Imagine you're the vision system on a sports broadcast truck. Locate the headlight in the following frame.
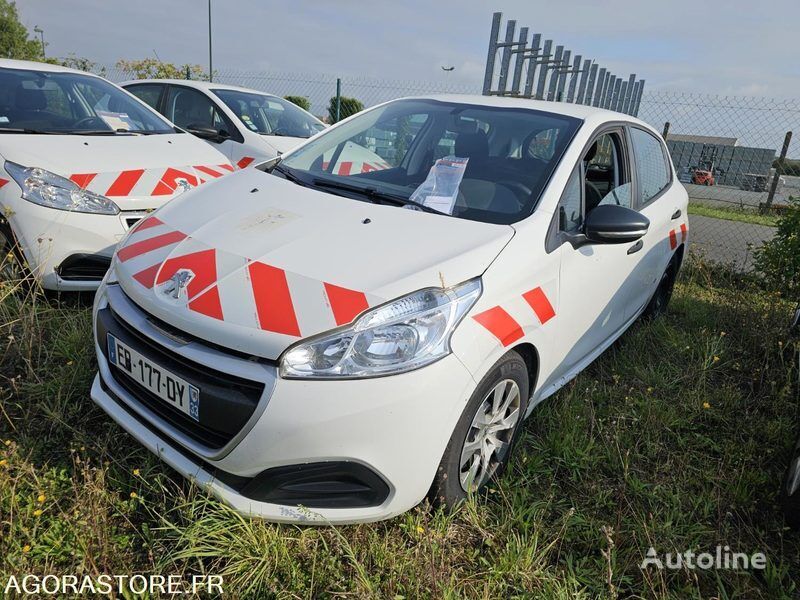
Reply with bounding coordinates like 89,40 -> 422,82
280,278 -> 482,379
5,161 -> 120,215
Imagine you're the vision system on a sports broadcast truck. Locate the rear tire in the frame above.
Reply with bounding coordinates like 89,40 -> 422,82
428,351 -> 529,509
642,256 -> 678,319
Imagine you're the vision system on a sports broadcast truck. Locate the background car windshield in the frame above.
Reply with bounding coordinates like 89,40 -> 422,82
280,99 -> 581,225
0,67 -> 174,134
212,89 -> 325,138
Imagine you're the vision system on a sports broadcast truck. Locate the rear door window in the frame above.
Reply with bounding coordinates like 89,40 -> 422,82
630,127 -> 670,204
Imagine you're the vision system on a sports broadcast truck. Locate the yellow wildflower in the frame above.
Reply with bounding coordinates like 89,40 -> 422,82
130,492 -> 138,499
416,526 -> 425,534
22,545 -> 31,553
33,509 -> 42,517
703,402 -> 710,409
37,494 -> 45,504
133,469 -> 140,476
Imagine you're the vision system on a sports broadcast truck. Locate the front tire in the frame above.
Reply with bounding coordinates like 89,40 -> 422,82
428,351 -> 529,509
0,219 -> 28,283
781,438 -> 800,529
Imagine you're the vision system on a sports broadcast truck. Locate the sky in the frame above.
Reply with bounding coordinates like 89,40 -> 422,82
15,0 -> 800,98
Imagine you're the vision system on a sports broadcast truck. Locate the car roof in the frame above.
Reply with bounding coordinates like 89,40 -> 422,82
120,78 -> 279,97
0,57 -> 104,78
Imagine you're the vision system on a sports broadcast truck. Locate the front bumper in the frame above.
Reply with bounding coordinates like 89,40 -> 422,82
91,282 -> 477,523
5,191 -> 147,290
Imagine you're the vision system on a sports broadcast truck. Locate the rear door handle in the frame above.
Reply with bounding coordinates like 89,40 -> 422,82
671,209 -> 682,219
627,240 -> 644,255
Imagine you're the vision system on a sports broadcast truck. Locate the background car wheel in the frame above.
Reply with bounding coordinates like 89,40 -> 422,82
781,438 -> 800,529
0,220 -> 28,283
642,256 -> 678,319
428,351 -> 529,509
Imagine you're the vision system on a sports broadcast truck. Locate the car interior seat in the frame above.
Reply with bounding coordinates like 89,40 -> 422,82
583,141 -> 604,212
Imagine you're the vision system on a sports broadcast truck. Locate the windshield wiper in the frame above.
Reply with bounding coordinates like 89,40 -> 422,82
272,163 -> 308,187
0,128 -> 55,134
310,177 -> 446,215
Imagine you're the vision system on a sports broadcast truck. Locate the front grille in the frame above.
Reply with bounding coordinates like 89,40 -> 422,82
56,253 -> 112,280
96,305 -> 266,450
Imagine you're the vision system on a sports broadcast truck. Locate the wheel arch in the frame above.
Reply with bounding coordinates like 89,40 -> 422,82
509,342 -> 539,399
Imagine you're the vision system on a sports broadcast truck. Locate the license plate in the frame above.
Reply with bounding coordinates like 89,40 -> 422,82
107,333 -> 200,421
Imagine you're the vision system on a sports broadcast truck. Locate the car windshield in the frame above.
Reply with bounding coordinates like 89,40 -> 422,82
212,89 -> 325,138
278,99 -> 581,225
0,67 -> 175,135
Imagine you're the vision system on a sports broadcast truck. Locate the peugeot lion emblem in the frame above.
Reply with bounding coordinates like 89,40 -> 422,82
162,269 -> 195,300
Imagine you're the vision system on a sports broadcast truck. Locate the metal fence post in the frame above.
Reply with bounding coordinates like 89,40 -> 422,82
764,130 -> 793,211
335,78 -> 341,123
185,65 -> 191,80
482,12 -> 502,95
662,121 -> 671,140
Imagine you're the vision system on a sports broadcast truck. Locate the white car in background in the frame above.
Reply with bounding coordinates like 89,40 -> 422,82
0,59 -> 233,291
91,95 -> 688,523
122,80 -> 326,169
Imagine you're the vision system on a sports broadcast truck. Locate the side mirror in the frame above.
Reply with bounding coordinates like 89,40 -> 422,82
584,204 -> 650,244
186,124 -> 228,142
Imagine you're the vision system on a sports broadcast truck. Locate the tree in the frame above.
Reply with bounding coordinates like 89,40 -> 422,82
284,95 -> 311,111
116,58 -> 207,81
327,96 -> 363,123
0,0 -> 44,60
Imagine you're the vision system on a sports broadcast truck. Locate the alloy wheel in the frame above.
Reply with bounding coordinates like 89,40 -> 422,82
459,379 -> 522,492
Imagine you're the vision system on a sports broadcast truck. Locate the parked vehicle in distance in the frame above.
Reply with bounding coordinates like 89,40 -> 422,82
692,168 -> 715,186
781,303 -> 800,529
741,172 -> 768,192
91,95 -> 689,523
122,80 -> 326,169
0,59 -> 233,291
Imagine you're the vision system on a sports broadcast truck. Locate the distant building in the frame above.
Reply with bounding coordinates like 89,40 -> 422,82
666,133 -> 775,188
667,134 -> 739,147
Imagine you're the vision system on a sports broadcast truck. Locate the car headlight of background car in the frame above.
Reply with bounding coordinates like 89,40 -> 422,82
5,161 -> 120,215
280,278 -> 482,379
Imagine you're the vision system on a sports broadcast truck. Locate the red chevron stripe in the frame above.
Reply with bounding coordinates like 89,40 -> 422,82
152,168 -> 199,196
188,286 -> 223,320
106,169 -> 145,197
522,287 -> 556,324
0,178 -> 8,189
155,249 -> 217,300
237,156 -> 255,169
194,165 -> 224,178
132,262 -> 161,288
473,306 -> 523,347
218,163 -> 235,172
69,173 -> 97,189
680,223 -> 688,242
324,283 -> 368,326
249,261 -> 300,336
117,231 -> 186,262
132,215 -> 163,233
669,229 -> 678,250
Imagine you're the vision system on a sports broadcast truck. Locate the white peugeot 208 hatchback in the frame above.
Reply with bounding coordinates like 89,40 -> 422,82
91,95 -> 688,524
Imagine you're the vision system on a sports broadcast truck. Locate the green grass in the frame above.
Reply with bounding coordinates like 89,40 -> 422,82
689,202 -> 780,227
1,261 -> 799,598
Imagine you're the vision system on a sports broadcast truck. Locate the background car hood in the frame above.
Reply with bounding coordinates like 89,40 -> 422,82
115,168 -> 514,359
0,133 -> 232,210
261,134 -> 307,154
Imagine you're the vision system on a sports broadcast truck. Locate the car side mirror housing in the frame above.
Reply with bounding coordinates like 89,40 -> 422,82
186,124 -> 228,142
584,204 -> 650,244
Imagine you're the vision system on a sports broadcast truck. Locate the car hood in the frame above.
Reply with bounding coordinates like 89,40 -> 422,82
0,133 -> 232,210
261,134 -> 308,154
114,168 -> 514,359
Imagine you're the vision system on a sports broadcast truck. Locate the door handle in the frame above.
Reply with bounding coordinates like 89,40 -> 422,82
671,209 -> 682,220
627,240 -> 644,255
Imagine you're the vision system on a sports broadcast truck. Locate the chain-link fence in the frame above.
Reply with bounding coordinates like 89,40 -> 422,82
103,65 -> 798,271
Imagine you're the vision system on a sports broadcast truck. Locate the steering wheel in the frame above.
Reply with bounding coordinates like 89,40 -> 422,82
72,116 -> 107,130
497,180 -> 532,202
